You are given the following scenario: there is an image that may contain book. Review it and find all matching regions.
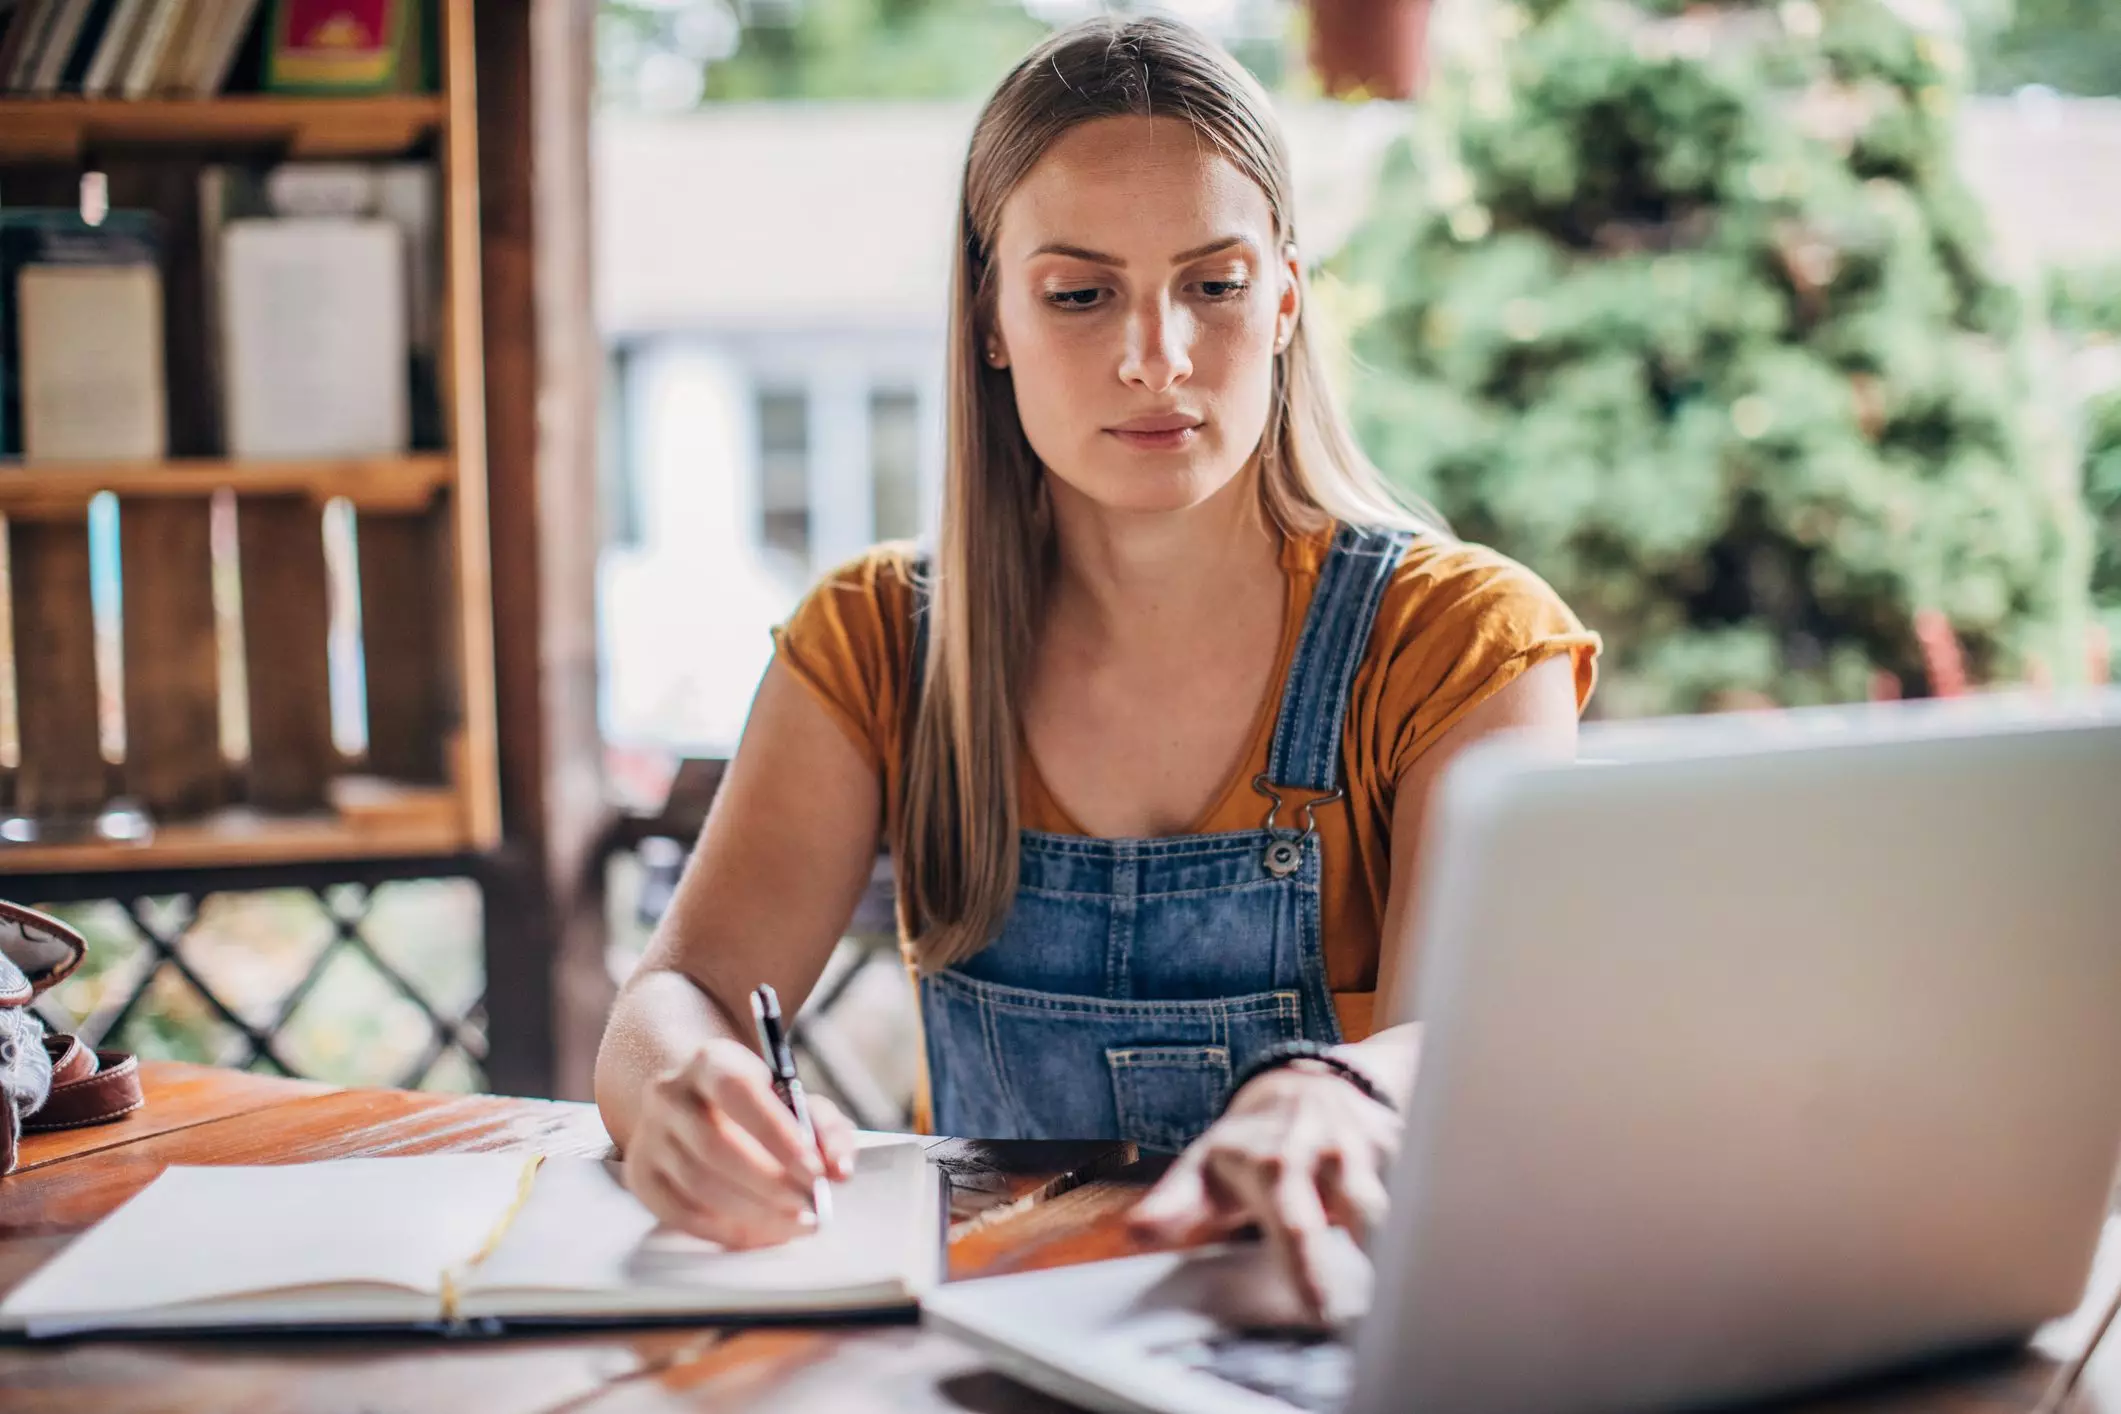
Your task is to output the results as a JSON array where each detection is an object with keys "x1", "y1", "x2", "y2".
[
  {"x1": 219, "y1": 215, "x2": 408, "y2": 458},
  {"x1": 0, "y1": 1137, "x2": 943, "y2": 1337},
  {"x1": 190, "y1": 0, "x2": 258, "y2": 93},
  {"x1": 0, "y1": 208, "x2": 163, "y2": 460},
  {"x1": 198, "y1": 161, "x2": 440, "y2": 454},
  {"x1": 140, "y1": 0, "x2": 205, "y2": 93},
  {"x1": 117, "y1": 0, "x2": 185, "y2": 97},
  {"x1": 53, "y1": 0, "x2": 117, "y2": 90},
  {"x1": 23, "y1": 0, "x2": 89, "y2": 91},
  {"x1": 0, "y1": 0, "x2": 42, "y2": 91},
  {"x1": 78, "y1": 0, "x2": 151, "y2": 94},
  {"x1": 18, "y1": 263, "x2": 167, "y2": 462},
  {"x1": 262, "y1": 0, "x2": 418, "y2": 94}
]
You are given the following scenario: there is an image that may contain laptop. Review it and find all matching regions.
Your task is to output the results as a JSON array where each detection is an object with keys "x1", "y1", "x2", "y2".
[{"x1": 923, "y1": 691, "x2": 2121, "y2": 1414}]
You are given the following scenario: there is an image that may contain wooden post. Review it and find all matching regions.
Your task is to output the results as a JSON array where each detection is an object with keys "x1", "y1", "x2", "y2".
[
  {"x1": 236, "y1": 497, "x2": 333, "y2": 813},
  {"x1": 119, "y1": 501, "x2": 224, "y2": 817},
  {"x1": 8, "y1": 516, "x2": 105, "y2": 821},
  {"x1": 476, "y1": 0, "x2": 609, "y2": 1100}
]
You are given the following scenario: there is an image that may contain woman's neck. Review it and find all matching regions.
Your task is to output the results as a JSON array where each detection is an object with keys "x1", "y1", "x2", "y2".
[{"x1": 1044, "y1": 463, "x2": 1284, "y2": 651}]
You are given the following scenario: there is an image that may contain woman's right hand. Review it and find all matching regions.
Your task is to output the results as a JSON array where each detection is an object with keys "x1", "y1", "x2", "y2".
[{"x1": 620, "y1": 1037, "x2": 858, "y2": 1248}]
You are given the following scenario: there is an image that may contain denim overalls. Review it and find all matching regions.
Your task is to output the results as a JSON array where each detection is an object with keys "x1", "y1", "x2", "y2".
[{"x1": 917, "y1": 524, "x2": 1414, "y2": 1152}]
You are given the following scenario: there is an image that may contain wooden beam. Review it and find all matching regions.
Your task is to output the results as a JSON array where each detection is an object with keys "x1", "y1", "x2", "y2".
[
  {"x1": 0, "y1": 456, "x2": 452, "y2": 519},
  {"x1": 475, "y1": 0, "x2": 609, "y2": 1100},
  {"x1": 441, "y1": 0, "x2": 502, "y2": 851}
]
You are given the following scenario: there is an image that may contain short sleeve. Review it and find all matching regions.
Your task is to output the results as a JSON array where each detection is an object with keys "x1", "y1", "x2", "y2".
[
  {"x1": 769, "y1": 546, "x2": 920, "y2": 776},
  {"x1": 1359, "y1": 538, "x2": 1601, "y2": 785}
]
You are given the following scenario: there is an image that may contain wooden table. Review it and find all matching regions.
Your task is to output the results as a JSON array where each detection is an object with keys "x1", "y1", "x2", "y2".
[{"x1": 2, "y1": 1064, "x2": 2116, "y2": 1414}]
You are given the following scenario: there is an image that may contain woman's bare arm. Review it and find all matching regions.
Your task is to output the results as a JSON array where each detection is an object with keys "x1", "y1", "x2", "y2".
[
  {"x1": 1335, "y1": 651, "x2": 1584, "y2": 1101},
  {"x1": 593, "y1": 658, "x2": 885, "y2": 1238}
]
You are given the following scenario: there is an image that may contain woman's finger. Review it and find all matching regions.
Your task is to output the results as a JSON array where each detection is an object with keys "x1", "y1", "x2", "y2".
[
  {"x1": 1127, "y1": 1149, "x2": 1217, "y2": 1241},
  {"x1": 699, "y1": 1101, "x2": 825, "y2": 1215},
  {"x1": 707, "y1": 1063, "x2": 826, "y2": 1196},
  {"x1": 655, "y1": 1112, "x2": 810, "y2": 1228},
  {"x1": 681, "y1": 1161, "x2": 817, "y2": 1248},
  {"x1": 643, "y1": 1153, "x2": 808, "y2": 1248},
  {"x1": 1216, "y1": 1150, "x2": 1332, "y2": 1325},
  {"x1": 1320, "y1": 1150, "x2": 1391, "y2": 1247},
  {"x1": 809, "y1": 1093, "x2": 859, "y2": 1180}
]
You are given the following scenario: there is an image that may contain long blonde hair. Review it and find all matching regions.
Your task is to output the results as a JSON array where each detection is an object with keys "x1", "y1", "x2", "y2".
[{"x1": 895, "y1": 16, "x2": 1434, "y2": 969}]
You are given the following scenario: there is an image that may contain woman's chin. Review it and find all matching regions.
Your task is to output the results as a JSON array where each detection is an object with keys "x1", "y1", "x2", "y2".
[{"x1": 1060, "y1": 462, "x2": 1245, "y2": 517}]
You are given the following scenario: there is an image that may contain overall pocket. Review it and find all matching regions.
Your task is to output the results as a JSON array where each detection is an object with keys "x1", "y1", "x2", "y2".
[
  {"x1": 1107, "y1": 1044, "x2": 1232, "y2": 1153},
  {"x1": 920, "y1": 969, "x2": 1303, "y2": 1143}
]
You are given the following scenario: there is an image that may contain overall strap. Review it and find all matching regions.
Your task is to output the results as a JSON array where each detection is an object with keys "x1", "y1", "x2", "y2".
[{"x1": 1262, "y1": 524, "x2": 1415, "y2": 794}]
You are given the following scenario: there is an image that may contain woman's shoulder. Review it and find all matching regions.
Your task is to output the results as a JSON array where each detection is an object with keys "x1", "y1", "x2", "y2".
[
  {"x1": 1380, "y1": 532, "x2": 1578, "y2": 625},
  {"x1": 772, "y1": 542, "x2": 928, "y2": 773},
  {"x1": 804, "y1": 539, "x2": 928, "y2": 609},
  {"x1": 1349, "y1": 528, "x2": 1601, "y2": 778}
]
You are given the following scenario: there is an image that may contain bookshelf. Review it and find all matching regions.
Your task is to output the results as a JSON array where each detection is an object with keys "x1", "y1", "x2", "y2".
[
  {"x1": 0, "y1": 0, "x2": 500, "y2": 873},
  {"x1": 0, "y1": 95, "x2": 449, "y2": 162},
  {"x1": 0, "y1": 454, "x2": 452, "y2": 516}
]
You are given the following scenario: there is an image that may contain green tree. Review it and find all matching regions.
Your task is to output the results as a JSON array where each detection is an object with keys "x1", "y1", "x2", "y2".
[
  {"x1": 1338, "y1": 0, "x2": 2094, "y2": 716},
  {"x1": 2049, "y1": 263, "x2": 2121, "y2": 675},
  {"x1": 1977, "y1": 0, "x2": 2121, "y2": 95},
  {"x1": 597, "y1": 0, "x2": 1295, "y2": 107}
]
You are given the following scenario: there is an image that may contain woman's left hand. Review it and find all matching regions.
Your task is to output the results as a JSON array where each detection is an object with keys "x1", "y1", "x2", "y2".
[{"x1": 1125, "y1": 1059, "x2": 1402, "y2": 1325}]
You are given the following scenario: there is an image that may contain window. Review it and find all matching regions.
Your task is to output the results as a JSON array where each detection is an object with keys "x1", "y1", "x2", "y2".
[
  {"x1": 757, "y1": 386, "x2": 810, "y2": 563},
  {"x1": 870, "y1": 388, "x2": 921, "y2": 542},
  {"x1": 598, "y1": 345, "x2": 642, "y2": 551}
]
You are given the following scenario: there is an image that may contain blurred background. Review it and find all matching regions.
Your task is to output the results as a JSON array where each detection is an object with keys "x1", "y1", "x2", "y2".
[{"x1": 21, "y1": 0, "x2": 2121, "y2": 1116}]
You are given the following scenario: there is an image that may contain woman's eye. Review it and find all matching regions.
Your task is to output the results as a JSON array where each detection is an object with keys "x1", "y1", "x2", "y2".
[
  {"x1": 1199, "y1": 279, "x2": 1250, "y2": 300},
  {"x1": 1045, "y1": 288, "x2": 1104, "y2": 309}
]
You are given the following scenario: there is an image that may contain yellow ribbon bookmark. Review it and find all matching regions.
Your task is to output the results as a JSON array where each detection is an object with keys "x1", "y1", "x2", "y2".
[{"x1": 438, "y1": 1153, "x2": 547, "y2": 1324}]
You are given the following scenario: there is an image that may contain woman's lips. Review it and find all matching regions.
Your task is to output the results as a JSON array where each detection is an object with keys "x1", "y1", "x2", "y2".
[{"x1": 1106, "y1": 415, "x2": 1203, "y2": 451}]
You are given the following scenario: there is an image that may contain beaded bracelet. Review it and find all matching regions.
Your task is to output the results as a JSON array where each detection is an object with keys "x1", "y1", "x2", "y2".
[{"x1": 1226, "y1": 1039, "x2": 1396, "y2": 1114}]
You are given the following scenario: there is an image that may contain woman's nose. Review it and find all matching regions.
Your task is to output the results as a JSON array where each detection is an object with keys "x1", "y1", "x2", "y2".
[{"x1": 1118, "y1": 296, "x2": 1193, "y2": 392}]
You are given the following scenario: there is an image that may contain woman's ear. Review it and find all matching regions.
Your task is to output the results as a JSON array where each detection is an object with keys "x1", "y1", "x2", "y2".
[
  {"x1": 984, "y1": 333, "x2": 1010, "y2": 369},
  {"x1": 1275, "y1": 246, "x2": 1303, "y2": 352}
]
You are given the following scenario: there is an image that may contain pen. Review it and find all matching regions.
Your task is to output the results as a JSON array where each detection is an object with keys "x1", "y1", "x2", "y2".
[{"x1": 748, "y1": 983, "x2": 833, "y2": 1226}]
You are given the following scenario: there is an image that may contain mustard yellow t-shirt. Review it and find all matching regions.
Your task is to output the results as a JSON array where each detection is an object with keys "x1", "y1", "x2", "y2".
[{"x1": 772, "y1": 522, "x2": 1600, "y2": 1041}]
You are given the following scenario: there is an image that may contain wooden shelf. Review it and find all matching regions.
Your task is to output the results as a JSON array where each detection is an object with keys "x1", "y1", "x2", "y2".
[
  {"x1": 0, "y1": 786, "x2": 468, "y2": 875},
  {"x1": 0, "y1": 454, "x2": 452, "y2": 518},
  {"x1": 0, "y1": 95, "x2": 448, "y2": 162}
]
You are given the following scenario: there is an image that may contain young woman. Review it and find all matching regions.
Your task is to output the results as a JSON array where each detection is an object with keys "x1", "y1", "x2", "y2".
[{"x1": 595, "y1": 16, "x2": 1598, "y2": 1316}]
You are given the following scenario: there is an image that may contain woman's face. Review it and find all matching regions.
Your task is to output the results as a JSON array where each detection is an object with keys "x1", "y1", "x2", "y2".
[{"x1": 988, "y1": 115, "x2": 1300, "y2": 517}]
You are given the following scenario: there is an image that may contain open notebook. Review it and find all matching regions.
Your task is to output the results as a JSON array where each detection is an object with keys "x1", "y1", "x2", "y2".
[{"x1": 0, "y1": 1135, "x2": 942, "y2": 1338}]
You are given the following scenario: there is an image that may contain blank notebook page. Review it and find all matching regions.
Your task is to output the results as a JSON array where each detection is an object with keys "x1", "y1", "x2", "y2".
[
  {"x1": 4, "y1": 1157, "x2": 531, "y2": 1318},
  {"x1": 466, "y1": 1137, "x2": 932, "y2": 1301}
]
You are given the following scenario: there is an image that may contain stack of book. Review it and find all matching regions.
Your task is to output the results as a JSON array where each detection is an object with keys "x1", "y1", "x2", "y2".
[
  {"x1": 0, "y1": 158, "x2": 438, "y2": 464},
  {"x1": 0, "y1": 0, "x2": 430, "y2": 98}
]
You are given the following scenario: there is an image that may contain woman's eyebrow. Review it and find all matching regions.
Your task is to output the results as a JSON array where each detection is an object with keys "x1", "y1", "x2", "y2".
[{"x1": 1026, "y1": 235, "x2": 1253, "y2": 268}]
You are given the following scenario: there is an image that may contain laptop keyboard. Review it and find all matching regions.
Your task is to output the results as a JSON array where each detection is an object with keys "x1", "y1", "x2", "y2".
[{"x1": 1159, "y1": 1330, "x2": 1354, "y2": 1413}]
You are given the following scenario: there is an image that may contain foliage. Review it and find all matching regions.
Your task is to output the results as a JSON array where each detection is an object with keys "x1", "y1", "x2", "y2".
[
  {"x1": 1976, "y1": 0, "x2": 2121, "y2": 95},
  {"x1": 597, "y1": 0, "x2": 1295, "y2": 107},
  {"x1": 1338, "y1": 0, "x2": 2094, "y2": 716},
  {"x1": 2050, "y1": 262, "x2": 2121, "y2": 675}
]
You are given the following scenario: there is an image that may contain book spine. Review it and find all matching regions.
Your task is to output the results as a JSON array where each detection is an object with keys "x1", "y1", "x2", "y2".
[
  {"x1": 26, "y1": 0, "x2": 90, "y2": 92},
  {"x1": 56, "y1": 0, "x2": 116, "y2": 91},
  {"x1": 145, "y1": 0, "x2": 203, "y2": 95},
  {"x1": 119, "y1": 0, "x2": 181, "y2": 98},
  {"x1": 80, "y1": 0, "x2": 147, "y2": 94},
  {"x1": 193, "y1": 0, "x2": 256, "y2": 94},
  {"x1": 167, "y1": 0, "x2": 220, "y2": 94},
  {"x1": 0, "y1": 0, "x2": 44, "y2": 91}
]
